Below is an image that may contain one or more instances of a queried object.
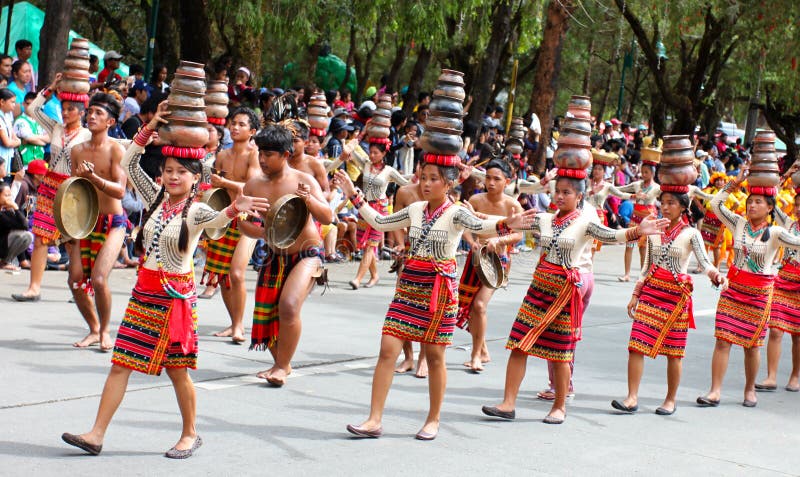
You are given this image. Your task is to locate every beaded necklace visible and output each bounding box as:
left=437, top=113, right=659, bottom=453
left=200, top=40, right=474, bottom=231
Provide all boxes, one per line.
left=741, top=220, right=768, bottom=272
left=546, top=209, right=581, bottom=266
left=143, top=196, right=194, bottom=299
left=654, top=218, right=688, bottom=273
left=366, top=160, right=386, bottom=199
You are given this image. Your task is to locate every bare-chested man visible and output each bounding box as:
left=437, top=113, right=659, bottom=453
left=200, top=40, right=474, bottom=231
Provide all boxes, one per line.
left=239, top=124, right=333, bottom=386
left=457, top=159, right=522, bottom=372
left=200, top=107, right=261, bottom=343
left=68, top=93, right=127, bottom=350
left=286, top=120, right=330, bottom=196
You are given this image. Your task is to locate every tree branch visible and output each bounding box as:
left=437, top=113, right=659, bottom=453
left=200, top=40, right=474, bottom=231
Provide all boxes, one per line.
left=81, top=0, right=137, bottom=57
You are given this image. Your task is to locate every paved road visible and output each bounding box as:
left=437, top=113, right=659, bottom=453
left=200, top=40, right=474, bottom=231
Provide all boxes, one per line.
left=1, top=245, right=798, bottom=476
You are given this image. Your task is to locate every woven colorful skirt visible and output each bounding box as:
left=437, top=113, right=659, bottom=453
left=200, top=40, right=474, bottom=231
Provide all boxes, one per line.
left=77, top=213, right=128, bottom=295
left=628, top=204, right=656, bottom=246
left=32, top=169, right=69, bottom=244
left=384, top=256, right=458, bottom=345
left=714, top=267, right=776, bottom=348
left=250, top=248, right=322, bottom=350
left=770, top=261, right=800, bottom=336
left=201, top=218, right=241, bottom=289
left=507, top=259, right=585, bottom=362
left=629, top=267, right=694, bottom=358
left=111, top=267, right=197, bottom=376
left=700, top=212, right=724, bottom=248
left=456, top=249, right=508, bottom=329
left=357, top=197, right=388, bottom=249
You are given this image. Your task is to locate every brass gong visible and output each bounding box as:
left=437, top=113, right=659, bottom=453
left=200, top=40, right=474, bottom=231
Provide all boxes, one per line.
left=53, top=177, right=99, bottom=240
left=200, top=187, right=232, bottom=240
left=473, top=246, right=506, bottom=289
left=264, top=194, right=309, bottom=249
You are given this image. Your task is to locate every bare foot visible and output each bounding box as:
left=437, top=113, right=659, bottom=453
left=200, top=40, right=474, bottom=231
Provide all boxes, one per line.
left=418, top=419, right=439, bottom=435
left=394, top=359, right=414, bottom=373
left=467, top=357, right=484, bottom=372
left=256, top=365, right=292, bottom=380
left=415, top=359, right=428, bottom=379
left=744, top=389, right=757, bottom=403
left=617, top=275, right=630, bottom=282
left=266, top=366, right=290, bottom=387
left=198, top=285, right=218, bottom=299
left=480, top=347, right=491, bottom=364
left=364, top=276, right=380, bottom=288
left=787, top=377, right=800, bottom=390
left=658, top=399, right=676, bottom=413
left=547, top=406, right=566, bottom=420
left=213, top=326, right=233, bottom=337
left=172, top=434, right=198, bottom=451
left=100, top=333, right=114, bottom=352
left=757, top=378, right=777, bottom=388
left=73, top=332, right=100, bottom=348
left=113, top=261, right=126, bottom=269
left=231, top=332, right=246, bottom=344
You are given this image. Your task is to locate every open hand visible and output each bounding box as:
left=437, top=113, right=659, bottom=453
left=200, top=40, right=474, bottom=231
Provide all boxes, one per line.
left=638, top=214, right=669, bottom=235
left=333, top=170, right=356, bottom=198
left=147, top=101, right=170, bottom=130
left=505, top=208, right=537, bottom=230
left=234, top=195, right=269, bottom=216
left=627, top=296, right=638, bottom=319
left=540, top=168, right=557, bottom=186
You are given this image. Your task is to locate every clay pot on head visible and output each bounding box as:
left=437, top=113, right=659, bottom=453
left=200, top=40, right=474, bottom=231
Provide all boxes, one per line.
left=59, top=77, right=90, bottom=95
left=747, top=170, right=781, bottom=188
left=557, top=130, right=592, bottom=147
left=432, top=84, right=466, bottom=102
left=561, top=117, right=592, bottom=135
left=307, top=105, right=328, bottom=117
left=63, top=70, right=90, bottom=81
left=366, top=124, right=390, bottom=139
left=206, top=80, right=228, bottom=93
left=554, top=145, right=592, bottom=170
left=377, top=94, right=393, bottom=110
left=750, top=152, right=778, bottom=164
left=505, top=138, right=524, bottom=155
left=754, top=130, right=776, bottom=143
left=752, top=142, right=776, bottom=154
left=661, top=147, right=695, bottom=166
left=662, top=135, right=693, bottom=150
left=169, top=89, right=206, bottom=108
left=168, top=105, right=208, bottom=122
left=749, top=162, right=780, bottom=173
left=171, top=74, right=207, bottom=94
left=204, top=92, right=229, bottom=106
left=158, top=122, right=210, bottom=148
left=419, top=126, right=464, bottom=155
left=307, top=115, right=330, bottom=130
left=371, top=113, right=392, bottom=128
left=438, top=69, right=466, bottom=87
left=425, top=114, right=463, bottom=131
left=70, top=38, right=90, bottom=51
left=429, top=96, right=463, bottom=115
left=175, top=60, right=206, bottom=78
left=205, top=104, right=229, bottom=119
left=658, top=163, right=698, bottom=186
left=567, top=95, right=592, bottom=119
left=64, top=56, right=90, bottom=70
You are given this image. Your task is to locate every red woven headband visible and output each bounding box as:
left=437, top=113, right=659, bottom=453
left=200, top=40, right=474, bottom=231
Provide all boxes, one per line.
left=368, top=137, right=391, bottom=145
left=556, top=168, right=587, bottom=179
left=161, top=146, right=206, bottom=160
left=748, top=185, right=777, bottom=197
left=207, top=117, right=226, bottom=126
left=310, top=128, right=327, bottom=137
left=58, top=92, right=89, bottom=107
left=660, top=184, right=690, bottom=194
left=423, top=153, right=460, bottom=167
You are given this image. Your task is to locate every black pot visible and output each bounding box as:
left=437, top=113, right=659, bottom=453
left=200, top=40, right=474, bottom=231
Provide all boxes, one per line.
left=429, top=96, right=464, bottom=115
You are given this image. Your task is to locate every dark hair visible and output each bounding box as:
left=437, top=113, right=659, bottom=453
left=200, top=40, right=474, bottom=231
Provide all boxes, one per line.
left=128, top=64, right=145, bottom=76
left=14, top=39, right=32, bottom=50
left=485, top=159, right=512, bottom=178
left=357, top=105, right=374, bottom=120
left=0, top=181, right=9, bottom=194
left=206, top=123, right=224, bottom=149
left=135, top=157, right=202, bottom=255
left=230, top=106, right=259, bottom=130
left=89, top=92, right=122, bottom=121
left=89, top=54, right=98, bottom=64
left=325, top=89, right=337, bottom=105
left=0, top=88, right=15, bottom=101
left=556, top=176, right=587, bottom=196
left=23, top=91, right=36, bottom=102
left=390, top=109, right=407, bottom=128
left=150, top=64, right=167, bottom=84
left=139, top=93, right=164, bottom=115
left=11, top=60, right=27, bottom=77
left=422, top=162, right=459, bottom=184
left=0, top=54, right=11, bottom=63
left=660, top=191, right=695, bottom=225
left=289, top=120, right=310, bottom=141
left=417, top=92, right=430, bottom=103
left=254, top=125, right=293, bottom=154
left=641, top=163, right=655, bottom=172
left=368, top=142, right=388, bottom=154
left=746, top=193, right=777, bottom=239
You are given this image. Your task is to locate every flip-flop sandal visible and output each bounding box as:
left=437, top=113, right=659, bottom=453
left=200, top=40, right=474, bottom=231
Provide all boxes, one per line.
left=755, top=383, right=777, bottom=391
left=785, top=385, right=800, bottom=392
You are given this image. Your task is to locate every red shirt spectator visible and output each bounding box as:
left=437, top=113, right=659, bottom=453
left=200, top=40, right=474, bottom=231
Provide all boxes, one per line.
left=97, top=51, right=123, bottom=85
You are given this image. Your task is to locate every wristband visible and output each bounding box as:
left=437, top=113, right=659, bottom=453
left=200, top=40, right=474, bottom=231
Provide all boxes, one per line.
left=632, top=281, right=644, bottom=298
left=496, top=219, right=511, bottom=236
left=350, top=193, right=364, bottom=209
left=624, top=227, right=640, bottom=242
left=224, top=205, right=238, bottom=219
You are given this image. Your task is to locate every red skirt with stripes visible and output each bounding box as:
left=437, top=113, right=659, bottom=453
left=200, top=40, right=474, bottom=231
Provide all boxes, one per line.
left=714, top=267, right=775, bottom=348
left=700, top=212, right=723, bottom=248
left=629, top=267, right=694, bottom=358
left=384, top=257, right=457, bottom=345
left=770, top=261, right=800, bottom=336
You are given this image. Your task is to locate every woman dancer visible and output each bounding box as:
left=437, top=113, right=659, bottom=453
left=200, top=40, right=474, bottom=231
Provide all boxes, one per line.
left=612, top=189, right=726, bottom=415
left=698, top=167, right=800, bottom=408
left=344, top=141, right=409, bottom=289
left=482, top=174, right=668, bottom=424
left=757, top=166, right=800, bottom=393
left=335, top=155, right=534, bottom=440
left=617, top=162, right=660, bottom=282
left=61, top=103, right=268, bottom=457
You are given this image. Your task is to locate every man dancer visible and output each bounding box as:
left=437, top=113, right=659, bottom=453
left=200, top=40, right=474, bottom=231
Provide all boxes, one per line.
left=457, top=159, right=522, bottom=372
left=200, top=107, right=261, bottom=343
left=68, top=93, right=127, bottom=350
left=285, top=119, right=330, bottom=196
left=240, top=124, right=333, bottom=386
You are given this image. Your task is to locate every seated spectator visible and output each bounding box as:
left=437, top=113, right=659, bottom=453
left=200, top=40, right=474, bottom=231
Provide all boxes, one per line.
left=122, top=93, right=160, bottom=140
left=8, top=61, right=30, bottom=116
left=13, top=40, right=35, bottom=91
left=13, top=93, right=49, bottom=166
left=0, top=181, right=32, bottom=270
left=12, top=158, right=46, bottom=213
left=0, top=55, right=12, bottom=84
left=0, top=89, right=21, bottom=168
left=148, top=64, right=169, bottom=95
left=120, top=80, right=150, bottom=124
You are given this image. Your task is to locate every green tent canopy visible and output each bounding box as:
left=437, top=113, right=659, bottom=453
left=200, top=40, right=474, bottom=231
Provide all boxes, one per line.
left=282, top=53, right=356, bottom=94
left=0, top=1, right=128, bottom=79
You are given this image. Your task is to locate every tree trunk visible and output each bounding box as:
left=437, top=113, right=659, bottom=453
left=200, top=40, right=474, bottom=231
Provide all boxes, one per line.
left=402, top=45, right=432, bottom=117
left=179, top=0, right=213, bottom=66
left=581, top=35, right=595, bottom=95
left=595, top=62, right=615, bottom=123
left=467, top=0, right=513, bottom=125
left=39, top=0, right=74, bottom=90
left=300, top=39, right=322, bottom=88
left=761, top=88, right=800, bottom=163
left=154, top=0, right=180, bottom=73
left=355, top=21, right=384, bottom=103
left=650, top=87, right=667, bottom=139
left=528, top=0, right=575, bottom=173
left=385, top=41, right=409, bottom=93
left=340, top=24, right=357, bottom=93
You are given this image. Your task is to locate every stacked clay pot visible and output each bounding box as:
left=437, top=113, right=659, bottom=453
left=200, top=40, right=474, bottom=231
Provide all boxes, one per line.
left=748, top=130, right=780, bottom=188
left=418, top=69, right=465, bottom=156
left=205, top=80, right=229, bottom=124
left=160, top=61, right=209, bottom=148
left=553, top=95, right=593, bottom=170
left=307, top=93, right=330, bottom=131
left=658, top=135, right=696, bottom=185
left=366, top=94, right=392, bottom=140
left=61, top=38, right=91, bottom=96
left=505, top=117, right=526, bottom=155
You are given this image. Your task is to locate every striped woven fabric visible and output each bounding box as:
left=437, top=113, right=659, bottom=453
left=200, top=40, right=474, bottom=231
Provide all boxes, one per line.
left=77, top=213, right=127, bottom=295
left=629, top=267, right=694, bottom=358
left=714, top=267, right=776, bottom=348
left=32, top=170, right=70, bottom=244
left=384, top=257, right=458, bottom=345
left=250, top=249, right=322, bottom=351
left=111, top=268, right=197, bottom=376
left=456, top=249, right=481, bottom=330
left=201, top=219, right=241, bottom=288
left=770, top=261, right=800, bottom=335
left=356, top=197, right=388, bottom=248
left=506, top=260, right=584, bottom=362
left=700, top=212, right=724, bottom=248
